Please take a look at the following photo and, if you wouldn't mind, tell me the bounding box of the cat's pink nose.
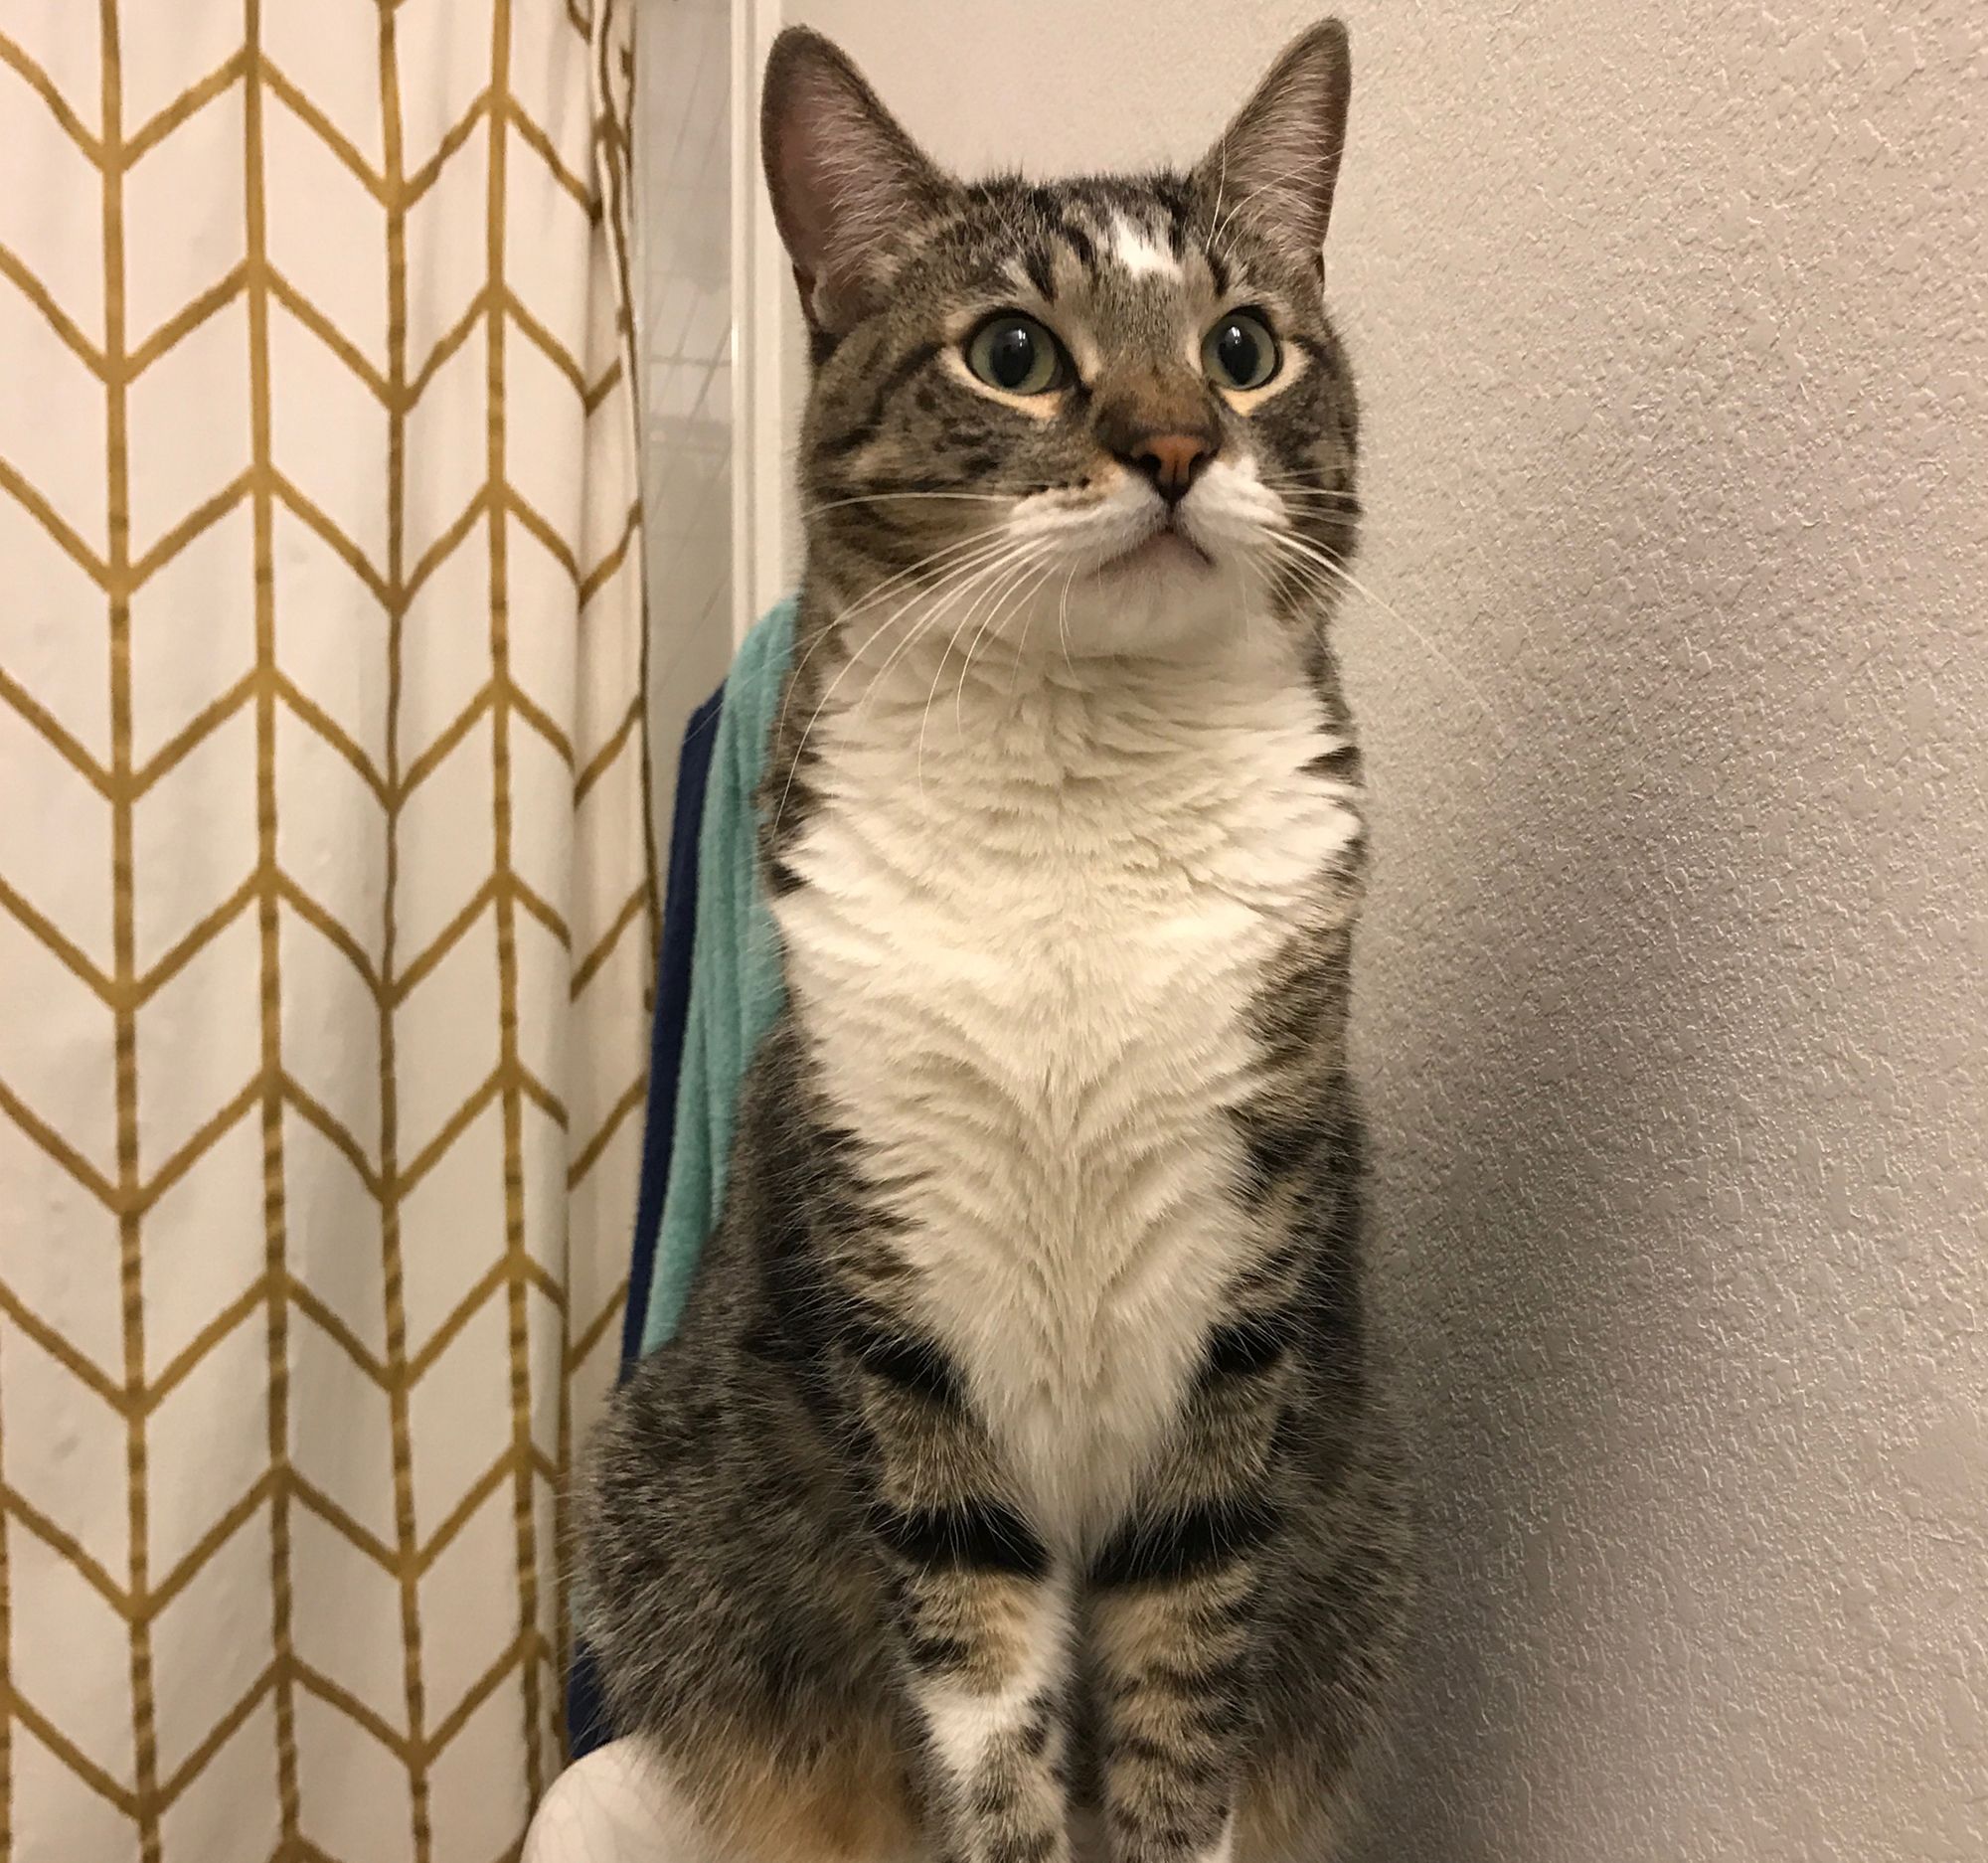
[1128,431,1216,504]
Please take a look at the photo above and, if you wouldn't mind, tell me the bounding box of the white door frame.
[729,0,789,642]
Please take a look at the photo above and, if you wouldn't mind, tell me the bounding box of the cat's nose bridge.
[1091,371,1222,500]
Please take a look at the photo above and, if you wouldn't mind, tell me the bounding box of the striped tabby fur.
[581,20,1409,1863]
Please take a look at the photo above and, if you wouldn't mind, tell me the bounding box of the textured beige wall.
[780,3,1988,1857]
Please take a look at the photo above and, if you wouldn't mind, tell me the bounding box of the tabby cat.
[580,20,1408,1863]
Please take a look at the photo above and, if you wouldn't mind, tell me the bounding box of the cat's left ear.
[1194,19,1353,266]
[761,28,952,338]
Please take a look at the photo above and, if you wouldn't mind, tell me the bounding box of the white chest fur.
[775,629,1361,1545]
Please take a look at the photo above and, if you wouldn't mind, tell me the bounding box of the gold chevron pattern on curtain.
[0,1,651,1857]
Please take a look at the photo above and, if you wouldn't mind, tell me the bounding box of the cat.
[580,20,1409,1863]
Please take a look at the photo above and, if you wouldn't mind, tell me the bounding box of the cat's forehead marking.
[1106,213,1181,282]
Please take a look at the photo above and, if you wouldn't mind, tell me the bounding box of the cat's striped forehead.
[941,174,1254,304]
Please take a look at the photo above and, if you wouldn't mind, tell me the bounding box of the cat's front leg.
[852,1327,1074,1863]
[1086,1326,1292,1863]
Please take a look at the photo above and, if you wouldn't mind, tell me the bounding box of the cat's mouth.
[1099,523,1214,578]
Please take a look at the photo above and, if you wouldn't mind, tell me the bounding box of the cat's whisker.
[802,489,1018,517]
[1003,562,1058,700]
[958,559,1058,734]
[773,540,1029,834]
[1257,502,1362,527]
[956,552,1057,722]
[1237,558,1275,654]
[775,529,1017,754]
[903,560,1024,797]
[917,551,1045,792]
[1267,530,1509,737]
[851,557,1017,720]
[845,552,1035,795]
[1055,558,1080,675]
[925,550,1032,723]
[1252,474,1363,502]
[866,541,1036,710]
[834,528,1017,626]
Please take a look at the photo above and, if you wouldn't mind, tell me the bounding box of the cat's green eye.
[964,314,1066,395]
[1203,310,1280,392]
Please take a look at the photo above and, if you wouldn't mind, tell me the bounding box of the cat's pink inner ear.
[1198,19,1353,261]
[760,28,948,335]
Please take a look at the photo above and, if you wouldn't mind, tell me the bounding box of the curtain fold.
[0,0,650,1855]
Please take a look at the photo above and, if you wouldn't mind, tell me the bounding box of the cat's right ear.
[1194,19,1353,268]
[761,29,950,340]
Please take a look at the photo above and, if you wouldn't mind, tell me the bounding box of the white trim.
[730,0,789,643]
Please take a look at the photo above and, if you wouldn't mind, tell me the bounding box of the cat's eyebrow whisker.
[1201,131,1232,257]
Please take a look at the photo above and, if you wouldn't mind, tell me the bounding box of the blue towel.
[569,683,725,1761]
[639,599,796,1355]
[618,686,725,1371]
[569,600,798,1759]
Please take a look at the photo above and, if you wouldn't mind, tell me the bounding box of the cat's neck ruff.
[808,581,1319,776]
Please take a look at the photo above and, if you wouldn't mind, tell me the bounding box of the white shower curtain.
[0,1,650,1856]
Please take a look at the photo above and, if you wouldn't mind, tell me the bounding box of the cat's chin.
[1096,529,1215,580]
[1046,543,1256,659]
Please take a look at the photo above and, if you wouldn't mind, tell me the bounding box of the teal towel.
[639,598,797,1356]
